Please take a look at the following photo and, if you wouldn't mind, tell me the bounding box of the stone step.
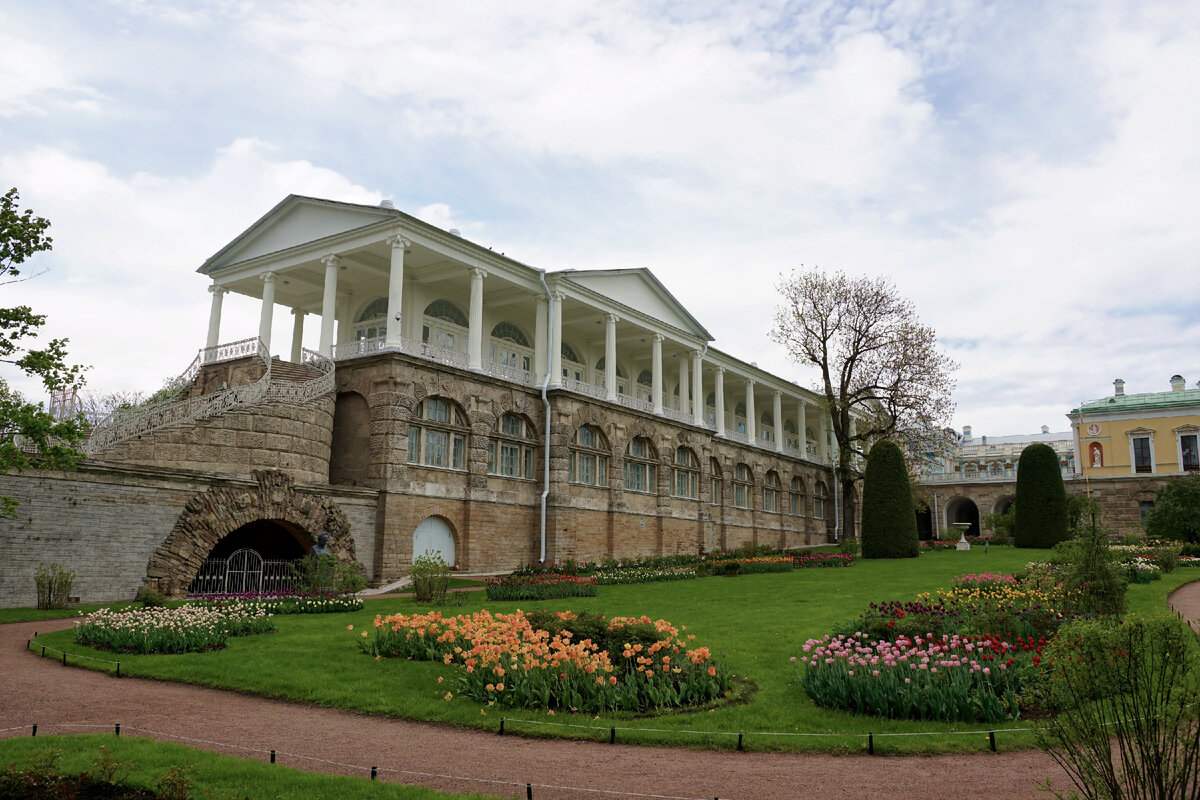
[270,359,322,383]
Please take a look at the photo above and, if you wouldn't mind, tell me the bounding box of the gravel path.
[5,581,1198,800]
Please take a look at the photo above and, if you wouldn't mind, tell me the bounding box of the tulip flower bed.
[592,567,697,585]
[74,605,274,654]
[708,556,794,575]
[189,590,364,614]
[358,608,731,713]
[799,631,1033,722]
[792,552,854,568]
[484,573,598,601]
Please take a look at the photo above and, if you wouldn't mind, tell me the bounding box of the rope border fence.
[0,723,721,800]
[26,632,124,678]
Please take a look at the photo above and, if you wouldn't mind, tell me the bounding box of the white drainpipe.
[538,271,553,564]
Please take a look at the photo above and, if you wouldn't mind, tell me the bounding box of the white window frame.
[569,425,608,487]
[408,398,468,471]
[1127,428,1156,475]
[488,413,537,480]
[672,446,699,499]
[1175,426,1200,473]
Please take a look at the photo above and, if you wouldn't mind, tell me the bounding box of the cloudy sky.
[2,0,1197,436]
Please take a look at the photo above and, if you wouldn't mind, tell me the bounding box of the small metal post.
[115,724,120,736]
[737,732,744,751]
[370,766,377,781]
[270,750,276,764]
[989,731,997,752]
[62,652,67,666]
[116,661,121,678]
[499,717,505,736]
[527,783,533,799]
[41,645,45,657]
[610,726,616,744]
[868,733,874,755]
[31,724,37,737]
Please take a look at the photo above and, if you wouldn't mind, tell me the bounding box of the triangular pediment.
[557,268,712,341]
[200,195,398,273]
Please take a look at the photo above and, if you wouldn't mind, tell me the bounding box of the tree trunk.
[840,476,858,541]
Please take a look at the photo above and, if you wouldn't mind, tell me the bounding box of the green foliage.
[983,503,1016,538]
[1143,474,1200,544]
[860,440,919,559]
[1053,523,1128,616]
[1037,616,1200,799]
[34,562,75,609]
[1066,493,1100,539]
[0,188,52,278]
[1014,443,1069,548]
[411,551,452,604]
[838,535,861,557]
[290,554,366,596]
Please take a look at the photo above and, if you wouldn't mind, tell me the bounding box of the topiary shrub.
[1143,474,1200,544]
[1014,442,1069,548]
[860,440,919,559]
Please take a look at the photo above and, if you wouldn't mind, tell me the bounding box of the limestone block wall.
[0,464,379,608]
[93,398,334,485]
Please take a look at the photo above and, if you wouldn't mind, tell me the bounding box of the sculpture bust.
[310,532,332,557]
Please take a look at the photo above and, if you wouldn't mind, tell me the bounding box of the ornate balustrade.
[618,394,654,414]
[561,378,606,399]
[483,360,535,387]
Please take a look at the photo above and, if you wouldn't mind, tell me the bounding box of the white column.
[745,380,756,441]
[651,334,663,414]
[692,350,704,424]
[605,314,618,401]
[319,255,339,356]
[678,354,689,415]
[534,294,548,383]
[773,391,784,453]
[386,236,409,347]
[290,309,305,363]
[797,400,808,457]
[714,367,726,437]
[258,271,276,354]
[550,291,563,387]
[206,285,226,350]
[468,268,487,371]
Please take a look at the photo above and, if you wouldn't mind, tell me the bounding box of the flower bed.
[357,609,731,713]
[592,567,697,585]
[709,556,794,575]
[74,605,274,654]
[799,631,1035,722]
[791,552,854,568]
[484,573,598,601]
[189,590,363,614]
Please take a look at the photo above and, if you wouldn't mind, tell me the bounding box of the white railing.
[661,407,694,424]
[724,429,748,443]
[920,468,1075,485]
[618,394,655,414]
[330,336,390,360]
[483,361,535,387]
[400,336,468,369]
[264,349,336,404]
[562,378,606,399]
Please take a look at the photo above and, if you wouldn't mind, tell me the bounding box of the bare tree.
[75,389,149,426]
[771,267,957,542]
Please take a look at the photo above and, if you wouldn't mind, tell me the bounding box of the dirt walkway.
[9,581,1199,800]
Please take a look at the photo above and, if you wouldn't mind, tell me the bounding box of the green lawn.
[0,734,502,800]
[28,549,1200,755]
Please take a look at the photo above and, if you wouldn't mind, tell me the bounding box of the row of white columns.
[204,249,833,462]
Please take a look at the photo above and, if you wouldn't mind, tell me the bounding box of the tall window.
[813,481,827,520]
[595,357,628,395]
[636,369,653,402]
[784,420,799,450]
[790,476,806,516]
[734,402,747,434]
[489,322,532,373]
[422,300,468,353]
[624,437,658,493]
[763,470,781,512]
[569,425,608,486]
[760,412,775,443]
[733,464,752,509]
[355,297,388,341]
[710,458,722,505]
[1180,432,1199,472]
[408,397,467,470]
[488,413,536,479]
[1132,436,1153,474]
[561,342,585,383]
[673,446,699,499]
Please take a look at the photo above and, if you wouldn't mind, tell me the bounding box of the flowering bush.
[484,573,598,601]
[74,605,274,654]
[357,609,731,713]
[190,590,363,614]
[1124,558,1163,584]
[791,552,854,568]
[799,631,1035,722]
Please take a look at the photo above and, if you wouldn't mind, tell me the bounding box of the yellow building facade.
[1072,376,1200,480]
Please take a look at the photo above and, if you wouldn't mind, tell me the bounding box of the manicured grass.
[0,602,143,625]
[0,734,500,800]
[29,550,1199,755]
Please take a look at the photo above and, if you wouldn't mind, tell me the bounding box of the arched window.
[422,300,468,353]
[624,436,658,493]
[595,357,628,395]
[790,476,806,515]
[733,463,753,509]
[710,458,722,506]
[636,369,653,402]
[734,402,747,434]
[784,420,799,450]
[489,322,532,373]
[763,470,781,512]
[561,342,585,383]
[569,425,608,486]
[673,446,699,499]
[705,392,717,427]
[760,412,775,443]
[408,397,468,470]
[813,481,828,520]
[355,297,389,341]
[488,413,536,479]
[805,426,818,456]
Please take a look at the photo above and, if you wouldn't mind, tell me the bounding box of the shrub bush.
[1014,443,1069,548]
[290,554,366,596]
[860,441,919,559]
[34,562,75,610]
[1143,473,1200,544]
[411,551,452,604]
[484,573,598,601]
[1053,523,1127,616]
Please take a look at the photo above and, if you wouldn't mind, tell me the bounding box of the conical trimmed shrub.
[861,440,919,559]
[1014,442,1069,548]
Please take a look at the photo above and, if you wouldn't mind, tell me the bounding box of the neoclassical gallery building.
[0,195,841,605]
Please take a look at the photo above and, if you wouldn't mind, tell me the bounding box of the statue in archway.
[310,532,332,557]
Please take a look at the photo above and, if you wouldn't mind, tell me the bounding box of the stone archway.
[143,469,357,597]
[945,496,981,537]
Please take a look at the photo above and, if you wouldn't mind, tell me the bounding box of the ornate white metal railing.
[483,360,535,387]
[920,468,1075,484]
[400,336,468,369]
[264,348,336,404]
[618,394,655,414]
[561,378,606,399]
[724,429,748,444]
[661,407,694,424]
[330,336,390,361]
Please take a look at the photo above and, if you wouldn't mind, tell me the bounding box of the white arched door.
[413,516,456,565]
